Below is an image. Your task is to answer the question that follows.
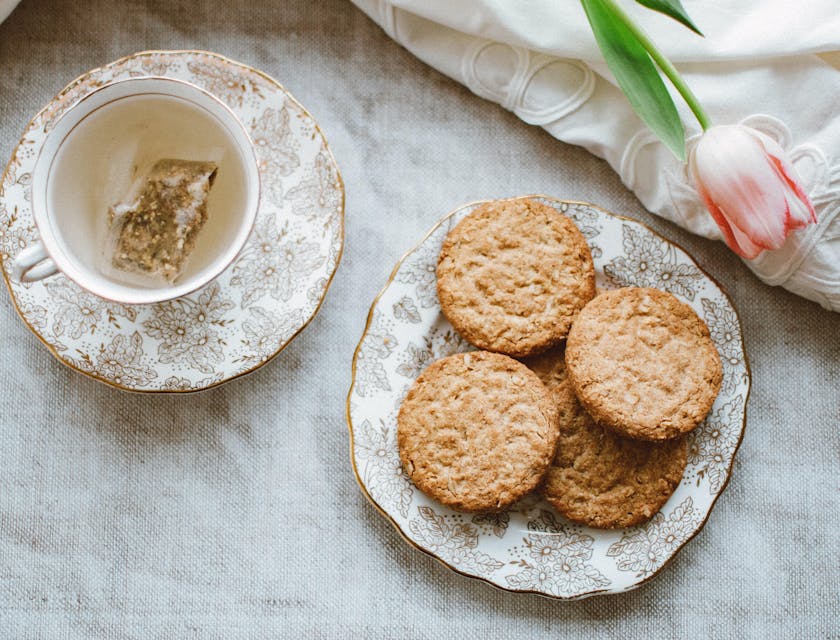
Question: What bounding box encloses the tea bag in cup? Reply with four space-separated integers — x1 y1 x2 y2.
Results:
105 159 218 284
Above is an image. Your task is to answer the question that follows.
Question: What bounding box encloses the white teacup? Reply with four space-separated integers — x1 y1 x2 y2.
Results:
11 76 260 305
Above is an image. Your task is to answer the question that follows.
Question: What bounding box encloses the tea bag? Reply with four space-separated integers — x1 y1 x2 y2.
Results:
107 159 218 283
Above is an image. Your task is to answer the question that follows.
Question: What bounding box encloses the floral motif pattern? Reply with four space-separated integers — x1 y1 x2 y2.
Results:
349 197 749 599
409 506 505 574
471 512 510 539
284 151 342 234
506 511 609 597
356 419 414 518
702 297 746 395
230 216 325 309
0 203 35 268
607 497 700 578
162 372 224 391
564 202 603 259
395 326 469 381
392 296 421 324
129 57 177 77
186 56 261 107
45 280 136 339
564 200 601 240
0 227 33 269
1 160 17 192
394 242 441 308
251 107 300 206
70 332 158 387
354 312 397 397
143 283 234 373
237 306 305 365
16 300 48 330
605 224 704 299
688 397 743 494
0 51 343 391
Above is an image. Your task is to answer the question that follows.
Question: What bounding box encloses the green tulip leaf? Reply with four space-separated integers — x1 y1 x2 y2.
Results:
581 0 686 160
635 0 703 35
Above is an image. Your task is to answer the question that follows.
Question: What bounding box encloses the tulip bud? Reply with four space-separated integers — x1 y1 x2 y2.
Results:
688 125 817 259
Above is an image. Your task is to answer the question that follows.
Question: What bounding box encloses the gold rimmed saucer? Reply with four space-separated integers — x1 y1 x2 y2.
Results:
0 50 344 393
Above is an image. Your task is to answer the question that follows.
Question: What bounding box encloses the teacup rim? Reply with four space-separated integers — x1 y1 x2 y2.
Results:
29 75 261 306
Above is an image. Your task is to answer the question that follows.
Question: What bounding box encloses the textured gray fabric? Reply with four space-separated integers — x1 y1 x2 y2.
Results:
0 1 837 637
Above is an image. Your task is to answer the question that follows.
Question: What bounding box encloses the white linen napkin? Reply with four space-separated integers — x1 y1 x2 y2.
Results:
352 0 840 311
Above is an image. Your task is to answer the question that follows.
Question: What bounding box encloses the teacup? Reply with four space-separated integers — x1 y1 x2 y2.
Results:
11 76 260 305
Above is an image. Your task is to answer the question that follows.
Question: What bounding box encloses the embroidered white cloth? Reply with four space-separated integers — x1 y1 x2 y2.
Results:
352 0 840 311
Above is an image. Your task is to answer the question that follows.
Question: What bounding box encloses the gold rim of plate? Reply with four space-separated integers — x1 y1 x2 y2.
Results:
346 194 751 600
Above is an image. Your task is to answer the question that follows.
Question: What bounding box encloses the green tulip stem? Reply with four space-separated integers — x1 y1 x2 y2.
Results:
601 0 713 131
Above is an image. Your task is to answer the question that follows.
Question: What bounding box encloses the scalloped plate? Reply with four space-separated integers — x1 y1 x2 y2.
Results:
0 50 344 392
347 195 749 599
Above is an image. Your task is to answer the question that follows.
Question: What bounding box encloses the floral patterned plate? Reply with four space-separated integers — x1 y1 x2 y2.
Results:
347 195 750 599
0 50 344 392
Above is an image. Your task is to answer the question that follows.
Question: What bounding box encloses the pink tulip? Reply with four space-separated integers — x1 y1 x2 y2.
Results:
688 125 817 259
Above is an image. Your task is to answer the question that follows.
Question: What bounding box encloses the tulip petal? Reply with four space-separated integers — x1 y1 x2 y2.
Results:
728 217 768 259
691 126 788 250
695 181 763 259
768 154 818 229
749 128 818 228
690 124 819 260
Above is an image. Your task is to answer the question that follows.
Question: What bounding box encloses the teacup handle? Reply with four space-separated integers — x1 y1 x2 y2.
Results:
12 241 59 283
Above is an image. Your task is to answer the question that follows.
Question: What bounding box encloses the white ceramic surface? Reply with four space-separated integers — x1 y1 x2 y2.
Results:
15 76 260 305
348 195 750 599
0 50 344 392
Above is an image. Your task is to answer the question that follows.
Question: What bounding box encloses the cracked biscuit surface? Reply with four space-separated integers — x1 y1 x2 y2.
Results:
525 345 688 529
436 198 595 358
397 350 559 513
566 287 722 441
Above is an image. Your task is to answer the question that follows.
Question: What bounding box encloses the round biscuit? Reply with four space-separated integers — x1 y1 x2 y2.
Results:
397 350 559 513
565 287 722 441
436 198 595 358
524 345 687 529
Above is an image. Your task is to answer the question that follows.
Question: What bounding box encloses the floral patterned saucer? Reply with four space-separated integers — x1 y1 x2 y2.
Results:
0 50 344 392
347 195 750 599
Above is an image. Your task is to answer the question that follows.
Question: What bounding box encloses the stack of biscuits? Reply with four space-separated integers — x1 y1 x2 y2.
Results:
397 198 723 528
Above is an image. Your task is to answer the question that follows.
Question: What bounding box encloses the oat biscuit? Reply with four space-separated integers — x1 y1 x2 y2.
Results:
436 198 596 358
566 287 722 441
525 345 688 529
397 350 560 513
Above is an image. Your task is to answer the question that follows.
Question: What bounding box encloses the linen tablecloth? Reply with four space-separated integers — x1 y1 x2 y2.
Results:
0 1 837 637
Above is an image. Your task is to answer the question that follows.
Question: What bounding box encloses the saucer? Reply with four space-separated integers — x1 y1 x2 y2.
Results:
347 196 750 599
0 50 344 392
